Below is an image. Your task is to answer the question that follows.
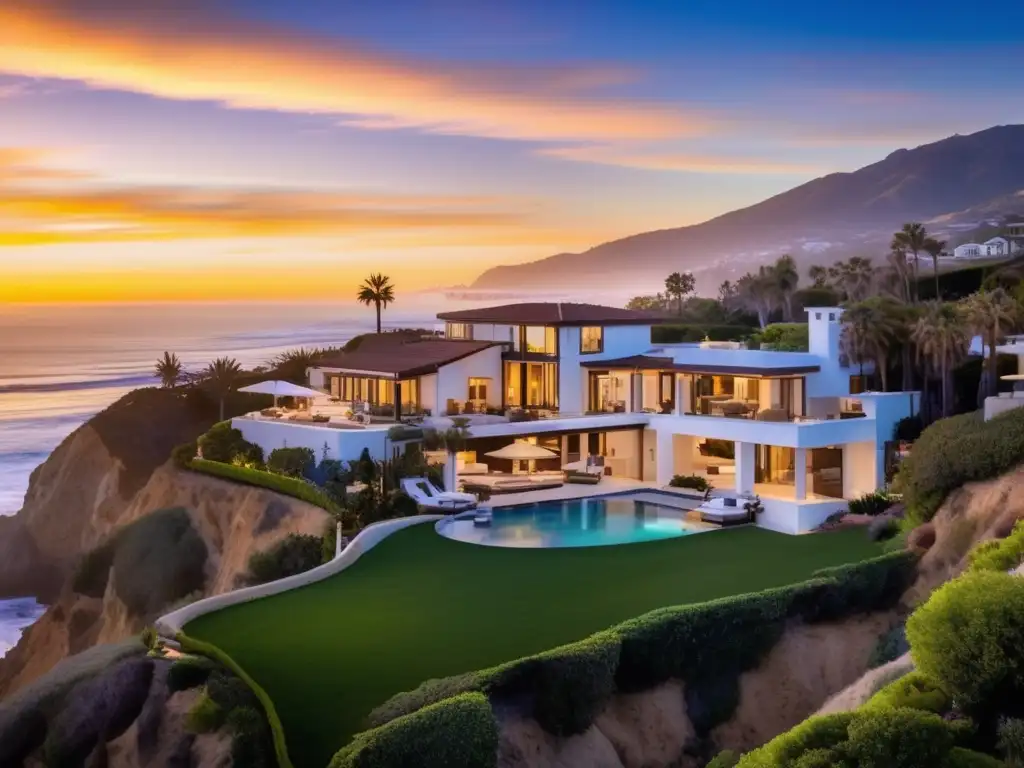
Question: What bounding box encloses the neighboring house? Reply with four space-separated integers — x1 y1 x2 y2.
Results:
233 303 918 534
954 231 1024 260
954 243 985 259
1006 223 1024 254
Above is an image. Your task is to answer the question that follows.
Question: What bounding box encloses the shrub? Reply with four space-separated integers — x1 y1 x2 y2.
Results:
227 705 274 768
669 474 711 491
949 747 1012 767
907 570 1024 712
968 521 1024 574
864 671 949 714
849 491 895 517
267 446 316 478
167 655 217 693
186 693 224 733
998 717 1024 767
893 408 1024 524
245 533 324 585
507 408 537 423
759 323 809 352
652 324 756 343
188 458 341 514
111 508 208 618
843 707 955 768
703 439 735 459
71 538 118 597
331 693 498 768
198 421 263 465
139 626 159 650
707 750 740 768
868 515 901 543
172 440 198 468
868 624 909 669
737 712 855 767
894 415 924 443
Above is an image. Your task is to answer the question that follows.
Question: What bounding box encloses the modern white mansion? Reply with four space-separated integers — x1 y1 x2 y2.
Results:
234 303 919 534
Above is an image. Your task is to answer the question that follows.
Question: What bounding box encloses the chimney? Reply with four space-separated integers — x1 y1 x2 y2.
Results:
806 307 843 362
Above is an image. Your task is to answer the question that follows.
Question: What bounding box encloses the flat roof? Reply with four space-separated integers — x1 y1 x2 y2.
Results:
581 354 820 377
316 339 500 378
437 302 667 326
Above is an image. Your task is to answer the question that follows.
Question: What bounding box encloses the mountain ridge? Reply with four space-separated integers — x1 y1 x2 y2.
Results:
472 124 1024 292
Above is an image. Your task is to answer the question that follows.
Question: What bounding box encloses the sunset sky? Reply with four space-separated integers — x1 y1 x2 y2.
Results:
1 0 1023 302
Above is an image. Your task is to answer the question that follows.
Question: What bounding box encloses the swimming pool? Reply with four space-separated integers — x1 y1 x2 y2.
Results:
437 494 710 548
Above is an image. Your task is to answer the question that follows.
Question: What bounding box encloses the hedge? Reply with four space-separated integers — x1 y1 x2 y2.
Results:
366 551 917 745
893 408 1024 524
652 324 756 344
187 458 341 515
864 671 950 714
330 693 498 768
176 633 293 768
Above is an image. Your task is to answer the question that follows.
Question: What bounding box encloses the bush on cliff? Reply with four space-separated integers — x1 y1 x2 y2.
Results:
245 533 324 585
267 447 316 478
111 508 208 618
967 521 1024 575
197 421 264 466
908 570 1024 715
187 459 340 515
893 408 1024 524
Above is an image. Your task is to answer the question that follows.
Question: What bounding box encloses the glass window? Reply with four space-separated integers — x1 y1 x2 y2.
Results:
468 377 490 401
580 326 603 354
524 326 557 354
446 322 472 339
504 362 522 407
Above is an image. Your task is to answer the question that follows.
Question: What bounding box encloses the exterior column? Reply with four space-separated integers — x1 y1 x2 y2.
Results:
794 447 807 500
393 380 401 421
444 451 458 491
675 376 685 415
631 373 642 412
656 429 675 486
735 441 756 495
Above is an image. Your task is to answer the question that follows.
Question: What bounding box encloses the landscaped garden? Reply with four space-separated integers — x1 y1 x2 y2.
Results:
185 523 884 768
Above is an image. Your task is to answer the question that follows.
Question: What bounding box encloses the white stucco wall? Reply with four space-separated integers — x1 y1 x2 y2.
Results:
843 441 879 498
435 346 503 411
419 373 438 415
232 417 389 462
558 326 584 414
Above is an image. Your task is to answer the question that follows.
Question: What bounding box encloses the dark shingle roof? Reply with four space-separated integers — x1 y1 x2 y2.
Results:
437 302 667 326
580 354 820 376
316 339 500 378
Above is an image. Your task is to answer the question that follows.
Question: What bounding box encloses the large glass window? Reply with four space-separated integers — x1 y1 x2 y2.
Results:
524 326 557 355
446 322 472 339
756 445 796 485
468 377 490 401
580 326 603 354
505 361 557 408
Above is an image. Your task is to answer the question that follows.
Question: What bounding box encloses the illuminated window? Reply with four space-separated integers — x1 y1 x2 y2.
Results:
468 377 490 401
580 326 603 354
446 322 472 339
524 326 557 354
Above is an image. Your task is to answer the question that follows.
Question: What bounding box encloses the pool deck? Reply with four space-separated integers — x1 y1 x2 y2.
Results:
484 478 711 510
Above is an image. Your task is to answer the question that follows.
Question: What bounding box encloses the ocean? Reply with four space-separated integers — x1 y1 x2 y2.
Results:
0 299 441 657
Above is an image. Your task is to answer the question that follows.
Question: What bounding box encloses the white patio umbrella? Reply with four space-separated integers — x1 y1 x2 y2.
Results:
238 380 322 407
486 441 558 475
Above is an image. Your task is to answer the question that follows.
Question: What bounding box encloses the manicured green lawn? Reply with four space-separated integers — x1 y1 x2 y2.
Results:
186 524 879 768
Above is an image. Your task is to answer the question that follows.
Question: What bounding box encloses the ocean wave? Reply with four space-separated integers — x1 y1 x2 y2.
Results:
0 597 46 658
0 373 156 395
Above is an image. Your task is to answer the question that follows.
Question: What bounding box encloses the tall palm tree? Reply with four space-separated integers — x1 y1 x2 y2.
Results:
357 273 396 334
203 357 243 421
892 223 928 303
664 271 695 316
830 257 874 302
886 247 912 302
154 351 182 389
912 302 969 418
772 254 800 321
840 302 874 380
923 237 946 300
962 288 1019 401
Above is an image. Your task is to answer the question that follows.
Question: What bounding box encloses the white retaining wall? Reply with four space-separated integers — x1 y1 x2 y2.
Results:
157 515 441 635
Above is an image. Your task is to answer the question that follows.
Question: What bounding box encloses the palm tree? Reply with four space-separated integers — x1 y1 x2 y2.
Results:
664 271 696 316
772 254 800 321
272 347 324 384
912 302 969 418
154 351 182 389
885 247 912 302
357 273 396 334
892 223 928 303
830 257 874 302
923 237 946 300
203 357 243 421
962 288 1019 401
840 303 873 380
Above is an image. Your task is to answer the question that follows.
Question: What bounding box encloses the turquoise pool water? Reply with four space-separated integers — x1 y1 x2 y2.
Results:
438 495 708 548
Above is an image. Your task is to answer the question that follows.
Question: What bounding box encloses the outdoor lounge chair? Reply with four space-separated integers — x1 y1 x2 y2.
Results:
401 478 477 511
698 495 752 526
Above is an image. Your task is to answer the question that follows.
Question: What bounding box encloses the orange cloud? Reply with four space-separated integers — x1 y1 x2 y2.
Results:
536 144 823 175
0 2 710 143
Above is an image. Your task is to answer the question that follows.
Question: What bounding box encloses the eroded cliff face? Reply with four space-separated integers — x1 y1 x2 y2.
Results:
0 464 330 699
497 612 897 768
0 388 222 601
